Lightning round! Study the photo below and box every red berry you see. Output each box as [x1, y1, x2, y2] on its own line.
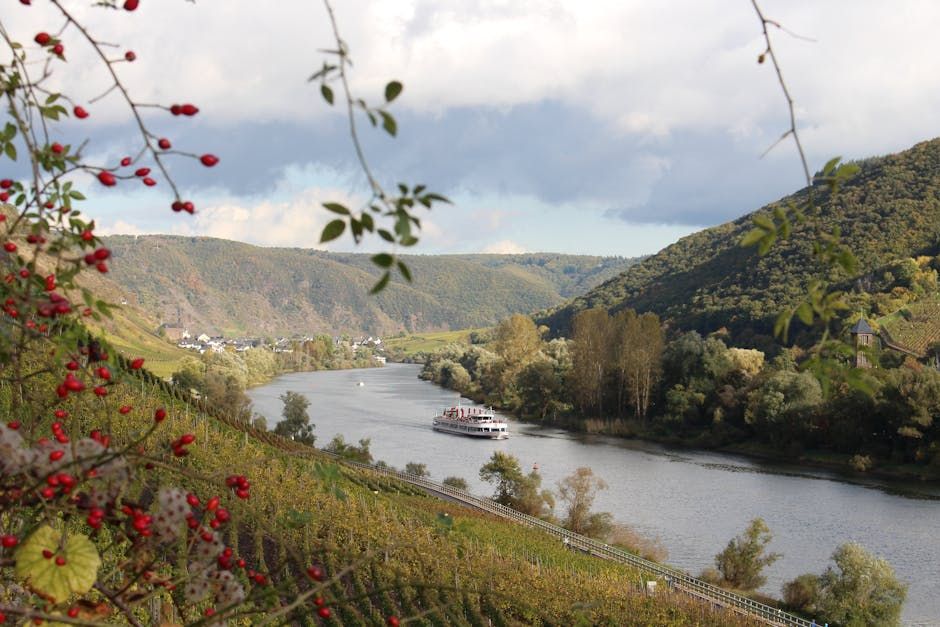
[206, 495, 219, 511]
[0, 179, 11, 189]
[154, 408, 166, 422]
[180, 103, 199, 116]
[170, 104, 182, 116]
[97, 171, 116, 187]
[130, 357, 144, 369]
[123, 0, 139, 11]
[96, 261, 108, 273]
[125, 50, 136, 62]
[66, 608, 79, 619]
[314, 597, 325, 607]
[34, 32, 51, 46]
[200, 154, 219, 167]
[186, 493, 200, 507]
[119, 405, 132, 414]
[306, 565, 324, 581]
[42, 549, 54, 559]
[182, 201, 195, 214]
[54, 409, 67, 418]
[52, 43, 64, 57]
[73, 106, 89, 119]
[4, 242, 17, 253]
[157, 138, 171, 150]
[317, 607, 330, 619]
[94, 248, 110, 260]
[142, 177, 156, 187]
[96, 366, 111, 380]
[171, 201, 183, 212]
[51, 142, 64, 154]
[387, 617, 400, 627]
[134, 167, 150, 177]
[1, 535, 17, 548]
[120, 157, 131, 167]
[93, 385, 108, 396]
[55, 556, 66, 566]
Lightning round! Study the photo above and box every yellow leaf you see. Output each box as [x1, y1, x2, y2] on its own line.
[15, 525, 101, 603]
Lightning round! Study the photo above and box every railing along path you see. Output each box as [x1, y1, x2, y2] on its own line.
[119, 358, 816, 627]
[325, 454, 817, 627]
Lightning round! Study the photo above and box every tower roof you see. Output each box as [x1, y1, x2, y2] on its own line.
[849, 318, 874, 335]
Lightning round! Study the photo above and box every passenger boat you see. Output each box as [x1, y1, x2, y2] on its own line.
[432, 405, 509, 439]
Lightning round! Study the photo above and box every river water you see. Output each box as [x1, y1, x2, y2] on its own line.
[248, 364, 940, 625]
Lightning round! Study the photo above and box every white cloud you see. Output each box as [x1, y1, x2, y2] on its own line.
[98, 220, 145, 236]
[482, 239, 528, 254]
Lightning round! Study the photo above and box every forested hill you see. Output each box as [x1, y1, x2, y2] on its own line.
[101, 234, 636, 336]
[542, 137, 940, 339]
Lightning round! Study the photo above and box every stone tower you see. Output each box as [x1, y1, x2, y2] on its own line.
[849, 318, 875, 368]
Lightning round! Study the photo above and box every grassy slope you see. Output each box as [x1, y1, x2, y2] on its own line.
[61, 360, 751, 626]
[878, 297, 940, 356]
[383, 329, 481, 357]
[543, 137, 940, 337]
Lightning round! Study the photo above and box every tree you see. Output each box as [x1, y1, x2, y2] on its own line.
[713, 518, 781, 590]
[274, 391, 315, 445]
[557, 467, 612, 539]
[442, 476, 468, 490]
[324, 435, 373, 464]
[479, 452, 553, 518]
[570, 308, 611, 415]
[816, 543, 907, 627]
[612, 310, 664, 419]
[405, 462, 430, 477]
[491, 313, 541, 401]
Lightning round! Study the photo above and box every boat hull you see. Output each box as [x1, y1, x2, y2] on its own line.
[433, 421, 509, 439]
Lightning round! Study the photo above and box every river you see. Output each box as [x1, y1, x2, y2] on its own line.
[247, 364, 940, 625]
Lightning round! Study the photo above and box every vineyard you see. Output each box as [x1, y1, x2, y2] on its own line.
[878, 298, 940, 357]
[0, 353, 760, 625]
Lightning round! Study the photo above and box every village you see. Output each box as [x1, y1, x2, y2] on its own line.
[157, 322, 388, 365]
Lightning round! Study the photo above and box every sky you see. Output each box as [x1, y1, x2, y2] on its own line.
[6, 1, 940, 257]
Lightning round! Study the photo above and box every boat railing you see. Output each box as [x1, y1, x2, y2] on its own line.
[320, 450, 817, 627]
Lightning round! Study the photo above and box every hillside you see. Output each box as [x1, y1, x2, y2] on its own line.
[543, 138, 940, 339]
[101, 235, 635, 336]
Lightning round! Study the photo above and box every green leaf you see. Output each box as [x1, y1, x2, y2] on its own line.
[370, 272, 390, 294]
[320, 84, 334, 106]
[320, 219, 346, 243]
[397, 260, 412, 283]
[4, 142, 16, 161]
[751, 214, 774, 231]
[399, 235, 418, 247]
[821, 156, 842, 176]
[740, 228, 765, 248]
[15, 526, 100, 602]
[377, 229, 395, 243]
[795, 302, 813, 325]
[774, 309, 793, 342]
[379, 111, 397, 137]
[322, 202, 350, 216]
[371, 253, 393, 268]
[360, 212, 374, 231]
[384, 80, 403, 103]
[68, 190, 85, 200]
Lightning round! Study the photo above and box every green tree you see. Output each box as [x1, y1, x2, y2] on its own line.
[324, 435, 373, 464]
[405, 462, 430, 477]
[479, 452, 553, 518]
[442, 476, 468, 490]
[816, 543, 907, 627]
[713, 518, 781, 590]
[556, 467, 612, 539]
[273, 391, 316, 445]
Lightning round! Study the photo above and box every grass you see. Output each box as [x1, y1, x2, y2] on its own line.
[877, 296, 940, 356]
[26, 359, 754, 626]
[383, 328, 485, 357]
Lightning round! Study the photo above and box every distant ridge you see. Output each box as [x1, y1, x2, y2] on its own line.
[101, 234, 637, 336]
[542, 137, 940, 339]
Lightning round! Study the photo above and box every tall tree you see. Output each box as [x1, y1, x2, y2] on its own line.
[557, 467, 612, 539]
[816, 543, 907, 627]
[492, 313, 541, 401]
[479, 452, 553, 518]
[714, 518, 781, 591]
[274, 391, 316, 445]
[570, 308, 611, 415]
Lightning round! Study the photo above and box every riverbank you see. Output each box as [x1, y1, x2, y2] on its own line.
[409, 366, 940, 485]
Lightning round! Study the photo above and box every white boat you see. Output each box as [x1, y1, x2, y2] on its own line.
[432, 405, 508, 439]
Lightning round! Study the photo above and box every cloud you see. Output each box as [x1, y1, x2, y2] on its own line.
[482, 240, 528, 254]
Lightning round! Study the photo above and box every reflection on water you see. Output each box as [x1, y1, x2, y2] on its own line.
[248, 364, 940, 624]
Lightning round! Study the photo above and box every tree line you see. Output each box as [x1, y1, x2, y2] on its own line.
[422, 310, 940, 471]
